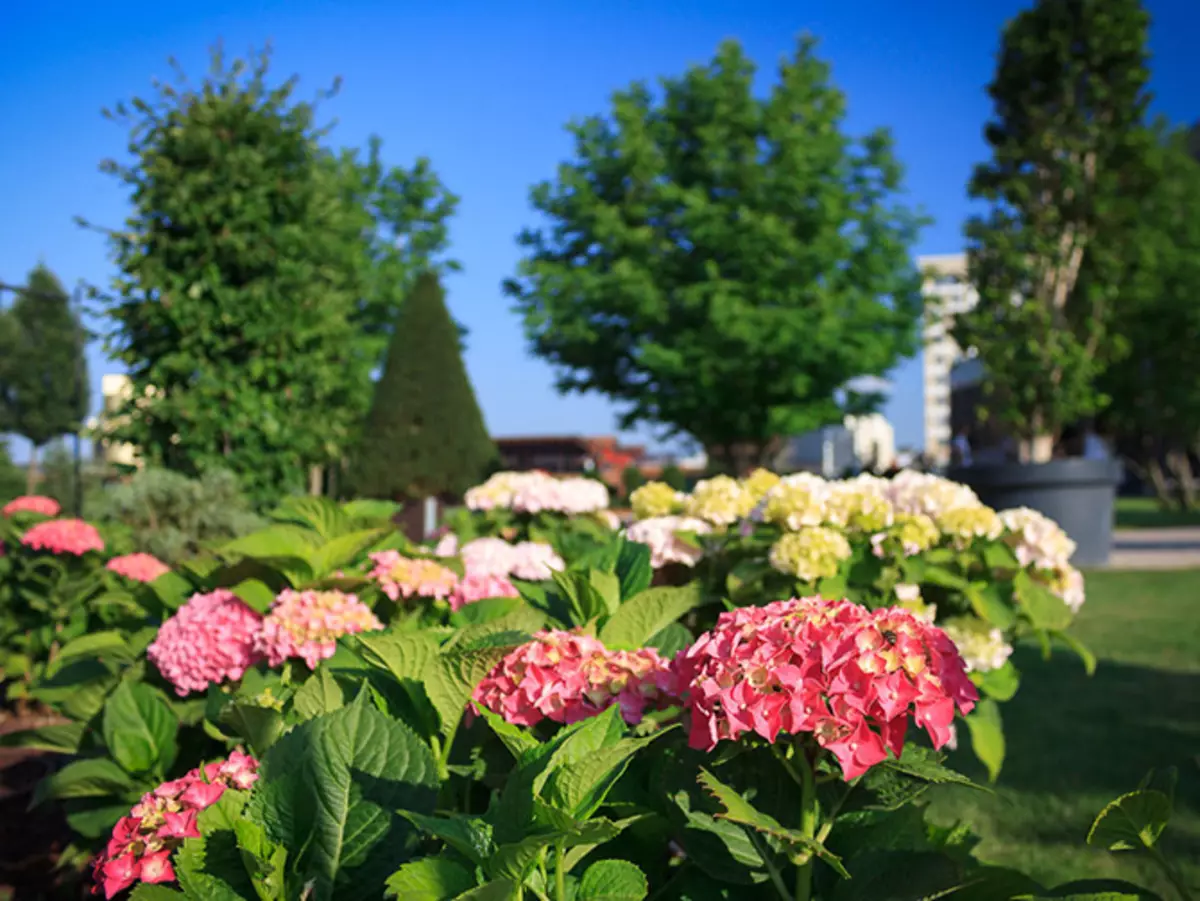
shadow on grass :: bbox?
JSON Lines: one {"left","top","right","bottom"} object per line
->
{"left": 1115, "top": 499, "right": 1200, "bottom": 530}
{"left": 930, "top": 646, "right": 1200, "bottom": 893}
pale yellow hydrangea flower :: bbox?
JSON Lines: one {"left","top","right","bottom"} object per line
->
{"left": 762, "top": 474, "right": 829, "bottom": 531}
{"left": 630, "top": 481, "right": 683, "bottom": 520}
{"left": 768, "top": 526, "right": 852, "bottom": 583}
{"left": 936, "top": 505, "right": 1003, "bottom": 547}
{"left": 741, "top": 468, "right": 782, "bottom": 501}
{"left": 684, "top": 475, "right": 755, "bottom": 527}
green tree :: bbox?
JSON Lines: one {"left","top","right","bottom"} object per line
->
{"left": 1099, "top": 124, "right": 1200, "bottom": 507}
{"left": 659, "top": 462, "right": 687, "bottom": 493}
{"left": 334, "top": 136, "right": 462, "bottom": 371}
{"left": 505, "top": 37, "right": 927, "bottom": 474}
{"left": 954, "top": 0, "right": 1154, "bottom": 463}
{"left": 0, "top": 264, "right": 88, "bottom": 492}
{"left": 89, "top": 46, "right": 372, "bottom": 505}
{"left": 0, "top": 438, "right": 24, "bottom": 502}
{"left": 348, "top": 271, "right": 495, "bottom": 501}
{"left": 621, "top": 464, "right": 646, "bottom": 499}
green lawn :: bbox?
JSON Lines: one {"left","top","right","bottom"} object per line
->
{"left": 1116, "top": 496, "right": 1200, "bottom": 529}
{"left": 929, "top": 569, "right": 1200, "bottom": 897}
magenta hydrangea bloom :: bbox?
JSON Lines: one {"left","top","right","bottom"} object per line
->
{"left": 256, "top": 589, "right": 383, "bottom": 669}
{"left": 93, "top": 751, "right": 258, "bottom": 898}
{"left": 21, "top": 518, "right": 105, "bottom": 555}
{"left": 147, "top": 590, "right": 264, "bottom": 696}
{"left": 472, "top": 630, "right": 677, "bottom": 727}
{"left": 2, "top": 495, "right": 60, "bottom": 517}
{"left": 106, "top": 553, "right": 170, "bottom": 583}
{"left": 673, "top": 596, "right": 978, "bottom": 780}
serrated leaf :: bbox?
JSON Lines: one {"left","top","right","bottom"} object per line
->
{"left": 645, "top": 621, "right": 693, "bottom": 657}
{"left": 1087, "top": 790, "right": 1172, "bottom": 852}
{"left": 598, "top": 582, "right": 703, "bottom": 650}
{"left": 247, "top": 691, "right": 440, "bottom": 900}
{"left": 879, "top": 745, "right": 983, "bottom": 790}
{"left": 130, "top": 885, "right": 187, "bottom": 900}
{"left": 965, "top": 698, "right": 1005, "bottom": 783}
{"left": 971, "top": 661, "right": 1020, "bottom": 702}
{"left": 577, "top": 859, "right": 648, "bottom": 901}
{"left": 427, "top": 645, "right": 511, "bottom": 739}
{"left": 697, "top": 769, "right": 850, "bottom": 879}
{"left": 175, "top": 826, "right": 259, "bottom": 901}
{"left": 452, "top": 881, "right": 515, "bottom": 900}
{"left": 404, "top": 812, "right": 494, "bottom": 866}
{"left": 964, "top": 582, "right": 1017, "bottom": 630}
{"left": 615, "top": 539, "right": 653, "bottom": 600}
{"left": 1053, "top": 630, "right": 1097, "bottom": 676}
{"left": 385, "top": 856, "right": 475, "bottom": 900}
{"left": 310, "top": 529, "right": 389, "bottom": 578}
{"left": 57, "top": 630, "right": 136, "bottom": 665}
{"left": 0, "top": 720, "right": 85, "bottom": 753}
{"left": 292, "top": 667, "right": 346, "bottom": 720}
{"left": 450, "top": 596, "right": 526, "bottom": 627}
{"left": 478, "top": 707, "right": 541, "bottom": 759}
{"left": 543, "top": 729, "right": 669, "bottom": 819}
{"left": 271, "top": 496, "right": 350, "bottom": 539}
{"left": 103, "top": 681, "right": 178, "bottom": 775}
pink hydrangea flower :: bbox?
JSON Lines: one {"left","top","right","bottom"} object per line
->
{"left": 93, "top": 752, "right": 259, "bottom": 898}
{"left": 256, "top": 589, "right": 383, "bottom": 669}
{"left": 147, "top": 590, "right": 264, "bottom": 696}
{"left": 508, "top": 541, "right": 565, "bottom": 581}
{"left": 624, "top": 516, "right": 712, "bottom": 569}
{"left": 367, "top": 550, "right": 459, "bottom": 601}
{"left": 673, "top": 596, "right": 978, "bottom": 780}
{"left": 459, "top": 537, "right": 518, "bottom": 578}
{"left": 2, "top": 495, "right": 61, "bottom": 517}
{"left": 451, "top": 572, "right": 520, "bottom": 612}
{"left": 472, "top": 630, "right": 677, "bottom": 727}
{"left": 106, "top": 553, "right": 170, "bottom": 583}
{"left": 21, "top": 518, "right": 105, "bottom": 555}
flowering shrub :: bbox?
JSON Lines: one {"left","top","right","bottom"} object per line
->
{"left": 147, "top": 589, "right": 264, "bottom": 696}
{"left": 21, "top": 517, "right": 105, "bottom": 555}
{"left": 1, "top": 487, "right": 1136, "bottom": 901}
{"left": 466, "top": 470, "right": 610, "bottom": 515}
{"left": 674, "top": 597, "right": 977, "bottom": 776}
{"left": 106, "top": 552, "right": 170, "bottom": 583}
{"left": 94, "top": 751, "right": 259, "bottom": 898}
{"left": 256, "top": 589, "right": 382, "bottom": 668}
{"left": 472, "top": 629, "right": 676, "bottom": 726}
{"left": 3, "top": 494, "right": 61, "bottom": 517}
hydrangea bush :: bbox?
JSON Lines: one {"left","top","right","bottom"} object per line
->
{"left": 0, "top": 480, "right": 1158, "bottom": 901}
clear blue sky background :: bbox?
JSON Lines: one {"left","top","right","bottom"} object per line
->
{"left": 1, "top": 0, "right": 1196, "bottom": 461}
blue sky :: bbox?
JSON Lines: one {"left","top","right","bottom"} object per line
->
{"left": 1, "top": 0, "right": 1196, "bottom": 460}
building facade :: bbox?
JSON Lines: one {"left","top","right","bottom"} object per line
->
{"left": 918, "top": 253, "right": 978, "bottom": 466}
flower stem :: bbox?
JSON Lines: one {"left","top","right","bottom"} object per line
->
{"left": 793, "top": 746, "right": 818, "bottom": 901}
{"left": 555, "top": 842, "right": 567, "bottom": 901}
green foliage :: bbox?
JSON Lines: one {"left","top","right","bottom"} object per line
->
{"left": 92, "top": 467, "right": 264, "bottom": 564}
{"left": 0, "top": 264, "right": 88, "bottom": 459}
{"left": 90, "top": 46, "right": 372, "bottom": 504}
{"left": 621, "top": 465, "right": 647, "bottom": 500}
{"left": 0, "top": 437, "right": 25, "bottom": 501}
{"left": 505, "top": 37, "right": 927, "bottom": 469}
{"left": 659, "top": 463, "right": 687, "bottom": 492}
{"left": 955, "top": 0, "right": 1155, "bottom": 457}
{"left": 348, "top": 271, "right": 496, "bottom": 500}
{"left": 1099, "top": 124, "right": 1200, "bottom": 494}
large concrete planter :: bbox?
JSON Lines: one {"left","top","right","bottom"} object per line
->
{"left": 949, "top": 458, "right": 1123, "bottom": 567}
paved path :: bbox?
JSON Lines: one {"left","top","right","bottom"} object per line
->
{"left": 1106, "top": 527, "right": 1200, "bottom": 570}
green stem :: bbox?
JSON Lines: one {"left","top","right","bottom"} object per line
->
{"left": 555, "top": 841, "right": 567, "bottom": 901}
{"left": 793, "top": 746, "right": 818, "bottom": 901}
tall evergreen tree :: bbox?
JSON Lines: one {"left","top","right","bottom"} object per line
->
{"left": 349, "top": 272, "right": 495, "bottom": 501}
{"left": 954, "top": 0, "right": 1154, "bottom": 462}
{"left": 0, "top": 264, "right": 88, "bottom": 492}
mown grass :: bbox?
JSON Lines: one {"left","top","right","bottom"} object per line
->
{"left": 1116, "top": 496, "right": 1200, "bottom": 529}
{"left": 928, "top": 569, "right": 1200, "bottom": 898}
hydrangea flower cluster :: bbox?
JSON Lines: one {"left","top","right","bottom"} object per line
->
{"left": 21, "top": 518, "right": 105, "bottom": 555}
{"left": 940, "top": 619, "right": 1014, "bottom": 674}
{"left": 457, "top": 536, "right": 565, "bottom": 581}
{"left": 93, "top": 752, "right": 259, "bottom": 898}
{"left": 893, "top": 583, "right": 937, "bottom": 623}
{"left": 742, "top": 468, "right": 781, "bottom": 501}
{"left": 465, "top": 471, "right": 610, "bottom": 515}
{"left": 886, "top": 470, "right": 982, "bottom": 518}
{"left": 256, "top": 589, "right": 382, "bottom": 669}
{"left": 451, "top": 572, "right": 520, "bottom": 612}
{"left": 684, "top": 476, "right": 756, "bottom": 527}
{"left": 368, "top": 550, "right": 459, "bottom": 601}
{"left": 630, "top": 481, "right": 684, "bottom": 520}
{"left": 870, "top": 513, "right": 941, "bottom": 558}
{"left": 147, "top": 590, "right": 263, "bottom": 696}
{"left": 472, "top": 630, "right": 676, "bottom": 727}
{"left": 768, "top": 527, "right": 852, "bottom": 583}
{"left": 761, "top": 474, "right": 830, "bottom": 530}
{"left": 824, "top": 484, "right": 895, "bottom": 532}
{"left": 2, "top": 494, "right": 60, "bottom": 517}
{"left": 999, "top": 507, "right": 1077, "bottom": 570}
{"left": 672, "top": 597, "right": 978, "bottom": 779}
{"left": 624, "top": 516, "right": 713, "bottom": 569}
{"left": 106, "top": 553, "right": 170, "bottom": 583}
{"left": 1046, "top": 564, "right": 1086, "bottom": 613}
{"left": 935, "top": 505, "right": 1004, "bottom": 547}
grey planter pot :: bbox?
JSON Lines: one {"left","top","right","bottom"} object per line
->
{"left": 948, "top": 458, "right": 1123, "bottom": 567}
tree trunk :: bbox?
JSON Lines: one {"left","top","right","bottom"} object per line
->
{"left": 1146, "top": 457, "right": 1173, "bottom": 507}
{"left": 25, "top": 445, "right": 39, "bottom": 495}
{"left": 1018, "top": 434, "right": 1056, "bottom": 464}
{"left": 308, "top": 465, "right": 323, "bottom": 497}
{"left": 1166, "top": 449, "right": 1197, "bottom": 510}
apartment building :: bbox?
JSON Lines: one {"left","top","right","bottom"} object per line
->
{"left": 918, "top": 253, "right": 978, "bottom": 467}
